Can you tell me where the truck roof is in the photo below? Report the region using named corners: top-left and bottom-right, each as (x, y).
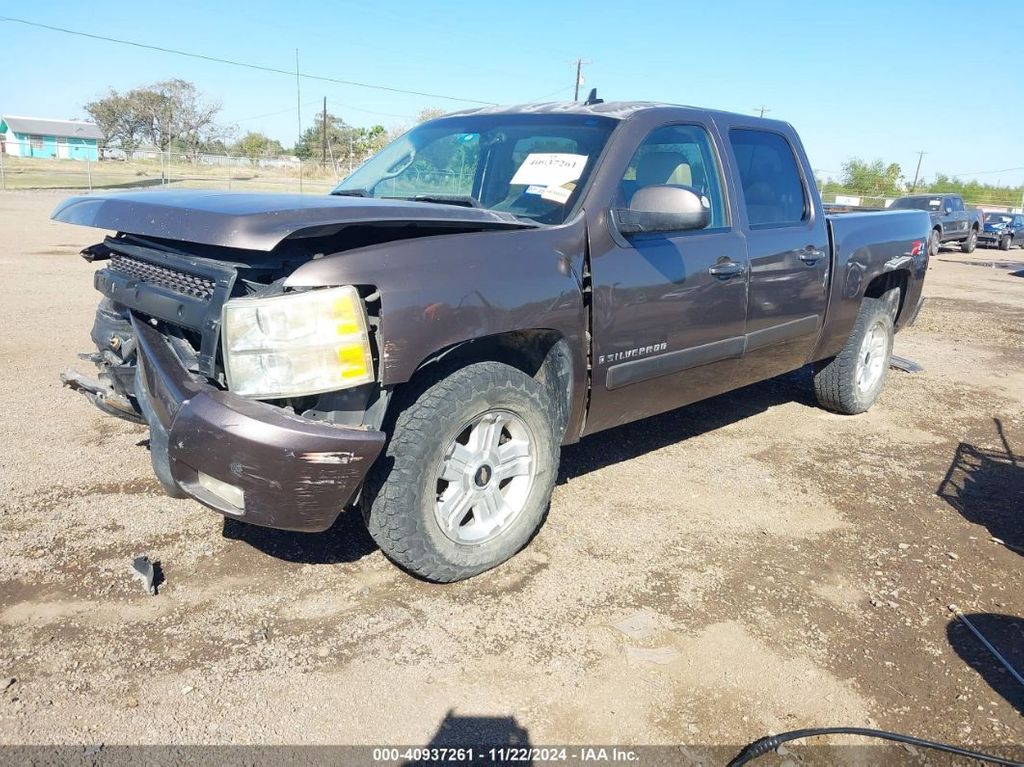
top-left (448, 99), bottom-right (788, 127)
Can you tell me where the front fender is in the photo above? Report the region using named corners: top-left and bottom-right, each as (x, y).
top-left (285, 214), bottom-right (589, 420)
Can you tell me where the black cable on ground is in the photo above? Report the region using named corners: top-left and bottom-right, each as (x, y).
top-left (729, 726), bottom-right (1022, 766)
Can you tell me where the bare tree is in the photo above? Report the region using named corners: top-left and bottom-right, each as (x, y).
top-left (84, 79), bottom-right (224, 162)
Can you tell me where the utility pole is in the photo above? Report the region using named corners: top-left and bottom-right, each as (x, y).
top-left (573, 58), bottom-right (591, 101)
top-left (321, 97), bottom-right (327, 169)
top-left (911, 150), bottom-right (926, 192)
top-left (754, 105), bottom-right (770, 118)
top-left (295, 48), bottom-right (303, 194)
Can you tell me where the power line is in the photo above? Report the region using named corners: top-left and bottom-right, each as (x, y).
top-left (529, 85), bottom-right (575, 102)
top-left (946, 165), bottom-right (1024, 178)
top-left (0, 15), bottom-right (497, 106)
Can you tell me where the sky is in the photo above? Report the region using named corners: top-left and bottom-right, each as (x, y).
top-left (2, 0), bottom-right (1022, 187)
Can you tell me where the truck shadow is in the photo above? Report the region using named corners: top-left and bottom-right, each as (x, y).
top-left (405, 710), bottom-right (531, 765)
top-left (947, 612), bottom-right (1024, 714)
top-left (937, 418), bottom-right (1024, 557)
top-left (224, 367), bottom-right (815, 566)
top-left (558, 366), bottom-right (814, 482)
top-left (221, 508), bottom-right (377, 564)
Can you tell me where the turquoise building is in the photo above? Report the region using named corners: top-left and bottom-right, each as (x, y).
top-left (0, 115), bottom-right (103, 161)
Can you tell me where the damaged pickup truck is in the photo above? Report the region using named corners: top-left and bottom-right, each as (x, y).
top-left (56, 101), bottom-right (930, 582)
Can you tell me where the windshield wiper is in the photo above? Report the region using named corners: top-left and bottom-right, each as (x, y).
top-left (330, 188), bottom-right (370, 197)
top-left (405, 194), bottom-right (482, 209)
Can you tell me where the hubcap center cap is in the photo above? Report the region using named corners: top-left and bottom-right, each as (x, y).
top-left (474, 464), bottom-right (493, 488)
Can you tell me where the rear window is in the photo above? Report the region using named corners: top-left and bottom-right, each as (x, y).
top-left (729, 129), bottom-right (807, 226)
top-left (890, 197), bottom-right (941, 211)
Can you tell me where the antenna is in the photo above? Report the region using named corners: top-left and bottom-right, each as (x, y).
top-left (584, 88), bottom-right (603, 106)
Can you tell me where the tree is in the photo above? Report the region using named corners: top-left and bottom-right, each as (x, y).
top-left (294, 112), bottom-right (352, 162)
top-left (233, 131), bottom-right (284, 167)
top-left (83, 80), bottom-right (224, 162)
top-left (838, 158), bottom-right (905, 198)
top-left (416, 107), bottom-right (445, 123)
top-left (293, 114), bottom-right (389, 169)
top-left (84, 90), bottom-right (147, 155)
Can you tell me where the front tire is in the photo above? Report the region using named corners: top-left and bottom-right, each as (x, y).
top-left (929, 228), bottom-right (941, 256)
top-left (999, 235), bottom-right (1011, 251)
top-left (812, 297), bottom-right (895, 415)
top-left (961, 228), bottom-right (977, 253)
top-left (362, 361), bottom-right (560, 582)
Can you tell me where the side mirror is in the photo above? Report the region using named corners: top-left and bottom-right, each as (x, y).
top-left (944, 207), bottom-right (953, 215)
top-left (612, 185), bottom-right (710, 235)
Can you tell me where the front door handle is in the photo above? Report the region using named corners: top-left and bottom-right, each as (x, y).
top-left (708, 260), bottom-right (745, 279)
top-left (798, 247), bottom-right (825, 265)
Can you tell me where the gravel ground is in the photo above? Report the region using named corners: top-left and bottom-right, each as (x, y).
top-left (0, 191), bottom-right (1022, 762)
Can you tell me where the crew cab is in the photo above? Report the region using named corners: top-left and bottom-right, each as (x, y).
top-left (889, 193), bottom-right (980, 255)
top-left (55, 101), bottom-right (930, 582)
top-left (979, 211), bottom-right (1024, 250)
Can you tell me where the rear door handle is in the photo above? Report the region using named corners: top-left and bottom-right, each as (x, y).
top-left (798, 247), bottom-right (825, 265)
top-left (708, 261), bottom-right (745, 278)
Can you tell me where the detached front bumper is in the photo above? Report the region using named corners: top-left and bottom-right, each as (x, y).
top-left (132, 317), bottom-right (385, 532)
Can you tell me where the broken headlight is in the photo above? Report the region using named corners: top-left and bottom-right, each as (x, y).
top-left (221, 286), bottom-right (374, 399)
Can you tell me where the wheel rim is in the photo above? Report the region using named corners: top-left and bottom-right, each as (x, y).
top-left (968, 231), bottom-right (976, 248)
top-left (433, 409), bottom-right (536, 545)
top-left (855, 321), bottom-right (889, 394)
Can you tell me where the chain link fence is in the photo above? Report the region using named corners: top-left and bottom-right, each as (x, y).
top-left (0, 139), bottom-right (356, 194)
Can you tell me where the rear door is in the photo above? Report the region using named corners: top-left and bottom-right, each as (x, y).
top-left (722, 124), bottom-right (830, 387)
top-left (584, 117), bottom-right (749, 434)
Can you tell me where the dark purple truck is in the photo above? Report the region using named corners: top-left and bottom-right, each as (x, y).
top-left (55, 101), bottom-right (931, 582)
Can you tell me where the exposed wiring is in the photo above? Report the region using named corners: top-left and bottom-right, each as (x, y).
top-left (729, 727), bottom-right (1022, 766)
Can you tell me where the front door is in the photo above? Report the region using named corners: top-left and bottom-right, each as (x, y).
top-left (585, 121), bottom-right (748, 434)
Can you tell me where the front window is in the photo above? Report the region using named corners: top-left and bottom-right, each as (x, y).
top-left (890, 197), bottom-right (942, 211)
top-left (332, 114), bottom-right (616, 225)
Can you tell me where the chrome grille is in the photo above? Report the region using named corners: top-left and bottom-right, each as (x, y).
top-left (109, 253), bottom-right (216, 301)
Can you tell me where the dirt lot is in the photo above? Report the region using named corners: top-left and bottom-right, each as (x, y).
top-left (0, 191), bottom-right (1022, 762)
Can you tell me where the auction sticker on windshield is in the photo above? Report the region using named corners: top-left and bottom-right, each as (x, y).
top-left (511, 153), bottom-right (589, 187)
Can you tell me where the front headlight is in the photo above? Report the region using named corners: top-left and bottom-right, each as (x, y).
top-left (221, 285), bottom-right (374, 399)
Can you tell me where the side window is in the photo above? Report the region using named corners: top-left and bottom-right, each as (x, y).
top-left (952, 197), bottom-right (965, 212)
top-left (620, 124), bottom-right (728, 230)
top-left (729, 129), bottom-right (808, 227)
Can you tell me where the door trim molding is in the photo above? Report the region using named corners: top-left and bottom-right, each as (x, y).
top-left (603, 314), bottom-right (820, 390)
top-left (605, 336), bottom-right (744, 390)
top-left (744, 314), bottom-right (819, 353)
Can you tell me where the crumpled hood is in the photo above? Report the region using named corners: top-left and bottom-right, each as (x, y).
top-left (984, 221), bottom-right (1009, 232)
top-left (51, 190), bottom-right (534, 251)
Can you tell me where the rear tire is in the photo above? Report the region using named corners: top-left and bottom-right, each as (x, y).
top-left (999, 235), bottom-right (1011, 251)
top-left (961, 228), bottom-right (977, 253)
top-left (813, 297), bottom-right (894, 415)
top-left (362, 361), bottom-right (560, 582)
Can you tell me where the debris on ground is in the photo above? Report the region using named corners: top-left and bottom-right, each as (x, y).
top-left (890, 355), bottom-right (923, 373)
top-left (130, 555), bottom-right (160, 595)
